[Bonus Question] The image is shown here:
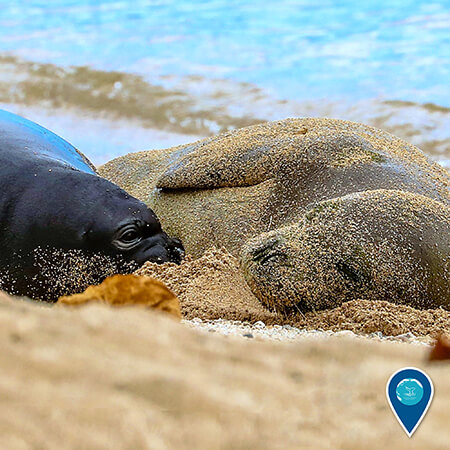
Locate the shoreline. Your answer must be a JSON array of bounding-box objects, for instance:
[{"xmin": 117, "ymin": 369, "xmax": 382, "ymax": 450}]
[
  {"xmin": 0, "ymin": 102, "xmax": 204, "ymax": 166},
  {"xmin": 1, "ymin": 54, "xmax": 449, "ymax": 168}
]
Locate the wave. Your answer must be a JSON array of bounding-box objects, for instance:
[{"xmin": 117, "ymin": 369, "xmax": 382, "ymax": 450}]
[{"xmin": 1, "ymin": 54, "xmax": 448, "ymax": 166}]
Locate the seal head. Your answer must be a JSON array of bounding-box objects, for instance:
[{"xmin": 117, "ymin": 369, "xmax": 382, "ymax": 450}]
[
  {"xmin": 0, "ymin": 110, "xmax": 184, "ymax": 301},
  {"xmin": 240, "ymin": 190, "xmax": 450, "ymax": 313}
]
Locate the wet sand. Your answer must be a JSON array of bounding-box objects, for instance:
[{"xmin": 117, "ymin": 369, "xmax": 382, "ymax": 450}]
[{"xmin": 1, "ymin": 55, "xmax": 449, "ymax": 167}]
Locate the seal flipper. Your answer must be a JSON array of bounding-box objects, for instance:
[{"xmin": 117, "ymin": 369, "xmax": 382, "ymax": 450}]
[
  {"xmin": 156, "ymin": 141, "xmax": 275, "ymax": 190},
  {"xmin": 155, "ymin": 121, "xmax": 312, "ymax": 190},
  {"xmin": 155, "ymin": 118, "xmax": 374, "ymax": 190}
]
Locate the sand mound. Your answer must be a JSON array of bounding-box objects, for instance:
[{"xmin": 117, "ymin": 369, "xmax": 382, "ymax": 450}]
[
  {"xmin": 0, "ymin": 292, "xmax": 448, "ymax": 449},
  {"xmin": 136, "ymin": 248, "xmax": 279, "ymax": 324},
  {"xmin": 302, "ymin": 300, "xmax": 449, "ymax": 339},
  {"xmin": 136, "ymin": 248, "xmax": 450, "ymax": 339}
]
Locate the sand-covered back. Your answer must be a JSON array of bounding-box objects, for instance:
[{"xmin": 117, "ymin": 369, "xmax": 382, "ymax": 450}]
[
  {"xmin": 0, "ymin": 291, "xmax": 448, "ymax": 449},
  {"xmin": 136, "ymin": 248, "xmax": 449, "ymax": 341}
]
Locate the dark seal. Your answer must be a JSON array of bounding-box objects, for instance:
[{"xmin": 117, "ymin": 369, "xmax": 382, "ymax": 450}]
[{"xmin": 0, "ymin": 109, "xmax": 184, "ymax": 301}]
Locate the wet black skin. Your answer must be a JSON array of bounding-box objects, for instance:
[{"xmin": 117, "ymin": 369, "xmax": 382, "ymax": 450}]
[{"xmin": 0, "ymin": 109, "xmax": 184, "ymax": 300}]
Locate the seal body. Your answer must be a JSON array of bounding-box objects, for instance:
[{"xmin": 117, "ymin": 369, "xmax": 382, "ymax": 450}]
[
  {"xmin": 100, "ymin": 118, "xmax": 449, "ymax": 311},
  {"xmin": 0, "ymin": 109, "xmax": 184, "ymax": 301},
  {"xmin": 100, "ymin": 118, "xmax": 449, "ymax": 257}
]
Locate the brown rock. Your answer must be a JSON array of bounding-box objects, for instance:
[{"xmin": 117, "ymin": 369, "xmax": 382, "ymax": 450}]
[
  {"xmin": 429, "ymin": 334, "xmax": 450, "ymax": 361},
  {"xmin": 58, "ymin": 274, "xmax": 181, "ymax": 319}
]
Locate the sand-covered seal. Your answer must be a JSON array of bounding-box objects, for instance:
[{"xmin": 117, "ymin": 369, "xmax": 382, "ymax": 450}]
[
  {"xmin": 100, "ymin": 118, "xmax": 449, "ymax": 310},
  {"xmin": 241, "ymin": 190, "xmax": 449, "ymax": 312},
  {"xmin": 0, "ymin": 109, "xmax": 184, "ymax": 301}
]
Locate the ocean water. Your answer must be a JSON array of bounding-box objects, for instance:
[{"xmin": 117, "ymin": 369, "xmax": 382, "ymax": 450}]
[{"xmin": 0, "ymin": 0, "xmax": 449, "ymax": 166}]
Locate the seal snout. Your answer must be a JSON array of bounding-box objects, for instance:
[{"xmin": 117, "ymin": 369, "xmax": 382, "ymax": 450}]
[
  {"xmin": 130, "ymin": 233, "xmax": 185, "ymax": 266},
  {"xmin": 167, "ymin": 237, "xmax": 185, "ymax": 265}
]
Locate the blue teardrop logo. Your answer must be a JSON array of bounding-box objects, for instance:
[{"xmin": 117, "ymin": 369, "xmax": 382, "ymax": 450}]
[{"xmin": 386, "ymin": 367, "xmax": 434, "ymax": 437}]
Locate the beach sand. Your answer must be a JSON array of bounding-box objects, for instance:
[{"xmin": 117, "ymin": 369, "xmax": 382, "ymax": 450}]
[
  {"xmin": 0, "ymin": 291, "xmax": 448, "ymax": 449},
  {"xmin": 136, "ymin": 248, "xmax": 450, "ymax": 343}
]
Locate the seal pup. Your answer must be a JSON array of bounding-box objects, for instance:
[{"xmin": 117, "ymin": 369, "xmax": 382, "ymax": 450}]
[{"xmin": 0, "ymin": 109, "xmax": 184, "ymax": 301}]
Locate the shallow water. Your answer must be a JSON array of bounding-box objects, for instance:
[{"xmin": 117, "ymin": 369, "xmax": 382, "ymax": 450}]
[
  {"xmin": 0, "ymin": 1, "xmax": 449, "ymax": 166},
  {"xmin": 2, "ymin": 0, "xmax": 449, "ymax": 104}
]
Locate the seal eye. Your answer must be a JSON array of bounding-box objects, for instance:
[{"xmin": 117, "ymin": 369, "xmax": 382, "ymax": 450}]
[
  {"xmin": 114, "ymin": 225, "xmax": 142, "ymax": 250},
  {"xmin": 121, "ymin": 230, "xmax": 139, "ymax": 243}
]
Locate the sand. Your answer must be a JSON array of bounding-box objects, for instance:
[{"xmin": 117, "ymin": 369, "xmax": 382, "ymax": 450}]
[
  {"xmin": 0, "ymin": 291, "xmax": 448, "ymax": 449},
  {"xmin": 135, "ymin": 248, "xmax": 279, "ymax": 325},
  {"xmin": 0, "ymin": 249, "xmax": 448, "ymax": 448},
  {"xmin": 136, "ymin": 248, "xmax": 449, "ymax": 342}
]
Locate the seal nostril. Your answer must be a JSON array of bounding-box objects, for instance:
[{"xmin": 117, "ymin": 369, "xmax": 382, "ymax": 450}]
[{"xmin": 168, "ymin": 238, "xmax": 185, "ymax": 264}]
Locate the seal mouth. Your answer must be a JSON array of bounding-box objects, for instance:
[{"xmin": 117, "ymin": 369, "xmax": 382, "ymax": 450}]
[
  {"xmin": 124, "ymin": 235, "xmax": 184, "ymax": 266},
  {"xmin": 168, "ymin": 238, "xmax": 185, "ymax": 265}
]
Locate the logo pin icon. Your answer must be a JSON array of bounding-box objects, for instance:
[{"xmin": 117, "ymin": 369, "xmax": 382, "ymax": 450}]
[{"xmin": 386, "ymin": 367, "xmax": 434, "ymax": 437}]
